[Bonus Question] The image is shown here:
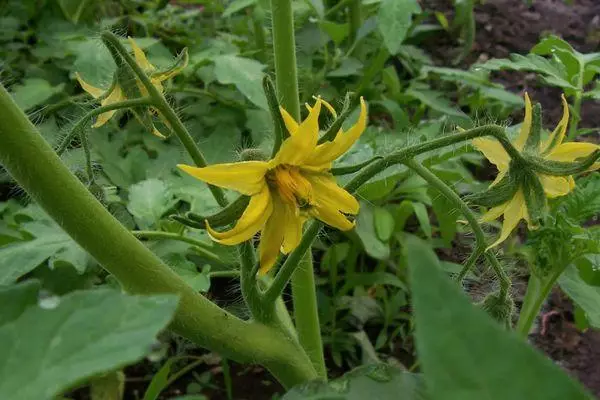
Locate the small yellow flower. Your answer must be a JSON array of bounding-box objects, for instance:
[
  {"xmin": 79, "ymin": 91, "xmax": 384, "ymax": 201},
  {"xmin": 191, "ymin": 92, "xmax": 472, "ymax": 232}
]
[
  {"xmin": 76, "ymin": 37, "xmax": 186, "ymax": 137},
  {"xmin": 178, "ymin": 97, "xmax": 368, "ymax": 274},
  {"xmin": 472, "ymin": 93, "xmax": 599, "ymax": 248}
]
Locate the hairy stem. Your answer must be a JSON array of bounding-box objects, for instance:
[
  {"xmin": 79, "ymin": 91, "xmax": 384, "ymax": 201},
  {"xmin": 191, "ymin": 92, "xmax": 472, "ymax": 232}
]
[{"xmin": 515, "ymin": 268, "xmax": 562, "ymax": 337}]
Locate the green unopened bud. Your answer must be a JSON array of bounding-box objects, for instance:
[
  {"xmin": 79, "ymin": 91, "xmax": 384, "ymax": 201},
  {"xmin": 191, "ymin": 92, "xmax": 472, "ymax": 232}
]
[
  {"xmin": 479, "ymin": 291, "xmax": 514, "ymax": 328},
  {"xmin": 186, "ymin": 195, "xmax": 251, "ymax": 229},
  {"xmin": 239, "ymin": 148, "xmax": 268, "ymax": 161},
  {"xmin": 528, "ymin": 149, "xmax": 600, "ymax": 176}
]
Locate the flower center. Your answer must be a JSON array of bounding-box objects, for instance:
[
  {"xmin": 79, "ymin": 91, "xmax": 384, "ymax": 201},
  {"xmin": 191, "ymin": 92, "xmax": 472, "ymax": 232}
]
[{"xmin": 267, "ymin": 165, "xmax": 313, "ymax": 208}]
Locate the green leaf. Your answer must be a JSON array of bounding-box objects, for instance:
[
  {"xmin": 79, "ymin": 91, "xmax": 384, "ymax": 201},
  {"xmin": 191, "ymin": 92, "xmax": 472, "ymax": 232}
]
[
  {"xmin": 143, "ymin": 358, "xmax": 175, "ymax": 400},
  {"xmin": 0, "ymin": 290, "xmax": 178, "ymax": 400},
  {"xmin": 10, "ymin": 78, "xmax": 65, "ymax": 111},
  {"xmin": 559, "ymin": 264, "xmax": 600, "ymax": 329},
  {"xmin": 328, "ymin": 57, "xmax": 363, "ymax": 77},
  {"xmin": 320, "ymin": 20, "xmax": 349, "ymax": 45},
  {"xmin": 411, "ymin": 202, "xmax": 432, "ymax": 238},
  {"xmin": 407, "ymin": 237, "xmax": 591, "ymax": 399},
  {"xmin": 406, "ymin": 83, "xmax": 469, "ymax": 120},
  {"xmin": 0, "ymin": 220, "xmax": 88, "ymax": 285},
  {"xmin": 0, "ymin": 280, "xmax": 40, "ymax": 324},
  {"xmin": 340, "ymin": 272, "xmax": 407, "ymax": 296},
  {"xmin": 213, "ymin": 55, "xmax": 268, "ymax": 110},
  {"xmin": 283, "ymin": 364, "xmax": 427, "ymax": 399},
  {"xmin": 356, "ymin": 202, "xmax": 390, "ymax": 260},
  {"xmin": 222, "ymin": 0, "xmax": 256, "ymax": 17},
  {"xmin": 127, "ymin": 179, "xmax": 177, "ymax": 229},
  {"xmin": 374, "ymin": 206, "xmax": 395, "ymax": 242},
  {"xmin": 377, "ymin": 0, "xmax": 421, "ymax": 55},
  {"xmin": 57, "ymin": 0, "xmax": 92, "ymax": 23}
]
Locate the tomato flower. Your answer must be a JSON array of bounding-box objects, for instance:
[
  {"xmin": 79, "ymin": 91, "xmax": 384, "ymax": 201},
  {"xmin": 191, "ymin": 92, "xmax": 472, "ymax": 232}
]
[
  {"xmin": 178, "ymin": 97, "xmax": 367, "ymax": 274},
  {"xmin": 472, "ymin": 93, "xmax": 599, "ymax": 248},
  {"xmin": 76, "ymin": 37, "xmax": 186, "ymax": 137}
]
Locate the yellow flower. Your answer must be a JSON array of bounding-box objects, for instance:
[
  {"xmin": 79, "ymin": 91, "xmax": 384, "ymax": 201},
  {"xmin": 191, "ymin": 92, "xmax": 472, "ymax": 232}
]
[
  {"xmin": 472, "ymin": 93, "xmax": 599, "ymax": 248},
  {"xmin": 178, "ymin": 97, "xmax": 368, "ymax": 274},
  {"xmin": 76, "ymin": 37, "xmax": 186, "ymax": 137}
]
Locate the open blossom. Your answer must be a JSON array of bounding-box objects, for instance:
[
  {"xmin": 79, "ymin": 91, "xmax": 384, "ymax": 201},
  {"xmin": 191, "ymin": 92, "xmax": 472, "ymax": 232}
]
[
  {"xmin": 178, "ymin": 97, "xmax": 367, "ymax": 274},
  {"xmin": 472, "ymin": 93, "xmax": 599, "ymax": 247},
  {"xmin": 76, "ymin": 37, "xmax": 186, "ymax": 137}
]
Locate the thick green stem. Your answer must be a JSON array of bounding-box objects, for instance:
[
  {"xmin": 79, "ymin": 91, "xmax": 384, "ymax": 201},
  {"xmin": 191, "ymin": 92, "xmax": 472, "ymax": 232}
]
[
  {"xmin": 101, "ymin": 32, "xmax": 228, "ymax": 207},
  {"xmin": 515, "ymin": 269, "xmax": 561, "ymax": 337},
  {"xmin": 270, "ymin": 0, "xmax": 326, "ymax": 379},
  {"xmin": 239, "ymin": 241, "xmax": 269, "ymax": 321},
  {"xmin": 405, "ymin": 159, "xmax": 511, "ymax": 299},
  {"xmin": 0, "ymin": 84, "xmax": 316, "ymax": 389},
  {"xmin": 348, "ymin": 0, "xmax": 362, "ymax": 44}
]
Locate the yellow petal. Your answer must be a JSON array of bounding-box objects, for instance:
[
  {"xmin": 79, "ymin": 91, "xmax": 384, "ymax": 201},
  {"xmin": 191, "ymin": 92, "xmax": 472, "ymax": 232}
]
[
  {"xmin": 307, "ymin": 173, "xmax": 359, "ymax": 214},
  {"xmin": 540, "ymin": 94, "xmax": 569, "ymax": 153},
  {"xmin": 306, "ymin": 97, "xmax": 367, "ymax": 167},
  {"xmin": 274, "ymin": 98, "xmax": 322, "ymax": 165},
  {"xmin": 206, "ymin": 185, "xmax": 272, "ymax": 245},
  {"xmin": 513, "ymin": 92, "xmax": 532, "ymax": 151},
  {"xmin": 538, "ymin": 174, "xmax": 573, "ymax": 198},
  {"xmin": 128, "ymin": 37, "xmax": 155, "ymax": 72},
  {"xmin": 259, "ymin": 197, "xmax": 287, "ymax": 274},
  {"xmin": 281, "ymin": 205, "xmax": 305, "ymax": 254},
  {"xmin": 315, "ymin": 96, "xmax": 337, "ymax": 118},
  {"xmin": 545, "ymin": 142, "xmax": 599, "ymax": 164},
  {"xmin": 490, "ymin": 168, "xmax": 508, "ymax": 187},
  {"xmin": 279, "ymin": 106, "xmax": 299, "ymax": 135},
  {"xmin": 93, "ymin": 85, "xmax": 125, "ymax": 127},
  {"xmin": 177, "ymin": 161, "xmax": 268, "ymax": 195},
  {"xmin": 472, "ymin": 137, "xmax": 510, "ymax": 172},
  {"xmin": 480, "ymin": 202, "xmax": 509, "ymax": 223},
  {"xmin": 487, "ymin": 189, "xmax": 526, "ymax": 249},
  {"xmin": 76, "ymin": 72, "xmax": 105, "ymax": 98}
]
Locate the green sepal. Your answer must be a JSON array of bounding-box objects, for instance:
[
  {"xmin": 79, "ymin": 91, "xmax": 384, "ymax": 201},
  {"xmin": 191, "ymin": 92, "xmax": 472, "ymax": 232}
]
[
  {"xmin": 521, "ymin": 171, "xmax": 547, "ymax": 227},
  {"xmin": 528, "ymin": 149, "xmax": 600, "ymax": 176},
  {"xmin": 150, "ymin": 47, "xmax": 189, "ymax": 82},
  {"xmin": 524, "ymin": 103, "xmax": 542, "ymax": 153},
  {"xmin": 187, "ymin": 195, "xmax": 251, "ymax": 229},
  {"xmin": 465, "ymin": 166, "xmax": 520, "ymax": 207},
  {"xmin": 331, "ymin": 156, "xmax": 382, "ymax": 175},
  {"xmin": 263, "ymin": 75, "xmax": 287, "ymax": 157},
  {"xmin": 317, "ymin": 91, "xmax": 356, "ymax": 144}
]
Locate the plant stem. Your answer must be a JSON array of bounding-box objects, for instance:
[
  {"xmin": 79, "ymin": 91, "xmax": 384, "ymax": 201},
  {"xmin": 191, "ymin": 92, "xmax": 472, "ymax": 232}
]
[
  {"xmin": 0, "ymin": 84, "xmax": 316, "ymax": 388},
  {"xmin": 270, "ymin": 0, "xmax": 327, "ymax": 379},
  {"xmin": 348, "ymin": 0, "xmax": 362, "ymax": 44},
  {"xmin": 405, "ymin": 159, "xmax": 511, "ymax": 299},
  {"xmin": 515, "ymin": 269, "xmax": 562, "ymax": 337},
  {"xmin": 252, "ymin": 6, "xmax": 267, "ymax": 63},
  {"xmin": 131, "ymin": 230, "xmax": 226, "ymax": 266},
  {"xmin": 101, "ymin": 32, "xmax": 228, "ymax": 207},
  {"xmin": 239, "ymin": 241, "xmax": 268, "ymax": 321}
]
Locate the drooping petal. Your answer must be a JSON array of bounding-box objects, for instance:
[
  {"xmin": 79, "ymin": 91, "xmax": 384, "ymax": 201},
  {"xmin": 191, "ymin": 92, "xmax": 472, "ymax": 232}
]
[
  {"xmin": 513, "ymin": 92, "xmax": 532, "ymax": 151},
  {"xmin": 311, "ymin": 203, "xmax": 354, "ymax": 231},
  {"xmin": 177, "ymin": 161, "xmax": 269, "ymax": 195},
  {"xmin": 93, "ymin": 85, "xmax": 125, "ymax": 127},
  {"xmin": 259, "ymin": 197, "xmax": 287, "ymax": 274},
  {"xmin": 540, "ymin": 94, "xmax": 569, "ymax": 153},
  {"xmin": 75, "ymin": 73, "xmax": 105, "ymax": 98},
  {"xmin": 538, "ymin": 174, "xmax": 573, "ymax": 198},
  {"xmin": 206, "ymin": 185, "xmax": 272, "ymax": 245},
  {"xmin": 306, "ymin": 97, "xmax": 368, "ymax": 168},
  {"xmin": 281, "ymin": 205, "xmax": 305, "ymax": 254},
  {"xmin": 274, "ymin": 98, "xmax": 322, "ymax": 165},
  {"xmin": 472, "ymin": 137, "xmax": 510, "ymax": 172},
  {"xmin": 309, "ymin": 179, "xmax": 356, "ymax": 231},
  {"xmin": 545, "ymin": 142, "xmax": 600, "ymax": 167},
  {"xmin": 306, "ymin": 173, "xmax": 359, "ymax": 214},
  {"xmin": 487, "ymin": 189, "xmax": 527, "ymax": 249},
  {"xmin": 128, "ymin": 37, "xmax": 156, "ymax": 72}
]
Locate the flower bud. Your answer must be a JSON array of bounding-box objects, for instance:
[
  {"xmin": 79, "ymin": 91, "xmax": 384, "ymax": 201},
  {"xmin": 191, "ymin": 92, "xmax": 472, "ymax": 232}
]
[
  {"xmin": 479, "ymin": 291, "xmax": 514, "ymax": 328},
  {"xmin": 238, "ymin": 148, "xmax": 268, "ymax": 161}
]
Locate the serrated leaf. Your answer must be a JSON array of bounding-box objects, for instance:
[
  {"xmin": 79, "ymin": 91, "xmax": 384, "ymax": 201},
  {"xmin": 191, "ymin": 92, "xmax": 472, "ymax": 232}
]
[
  {"xmin": 11, "ymin": 78, "xmax": 65, "ymax": 111},
  {"xmin": 377, "ymin": 0, "xmax": 421, "ymax": 55},
  {"xmin": 559, "ymin": 264, "xmax": 600, "ymax": 328},
  {"xmin": 0, "ymin": 290, "xmax": 178, "ymax": 400},
  {"xmin": 0, "ymin": 220, "xmax": 88, "ymax": 284},
  {"xmin": 127, "ymin": 179, "xmax": 177, "ymax": 229},
  {"xmin": 406, "ymin": 83, "xmax": 469, "ymax": 120},
  {"xmin": 213, "ymin": 55, "xmax": 267, "ymax": 110},
  {"xmin": 283, "ymin": 364, "xmax": 427, "ymax": 399},
  {"xmin": 557, "ymin": 174, "xmax": 600, "ymax": 223},
  {"xmin": 407, "ymin": 236, "xmax": 591, "ymax": 399}
]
